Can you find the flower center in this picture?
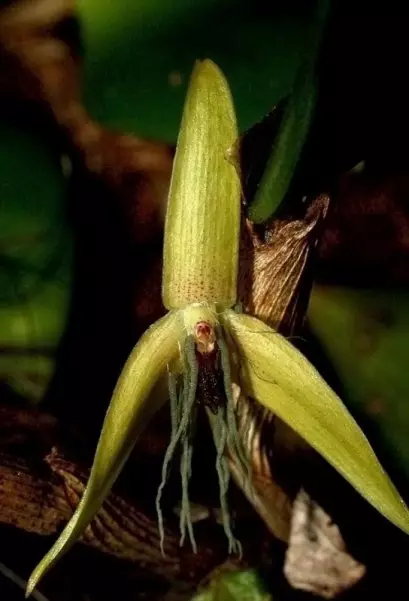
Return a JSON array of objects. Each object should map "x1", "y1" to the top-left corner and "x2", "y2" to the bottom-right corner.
[{"x1": 193, "y1": 320, "x2": 216, "y2": 354}]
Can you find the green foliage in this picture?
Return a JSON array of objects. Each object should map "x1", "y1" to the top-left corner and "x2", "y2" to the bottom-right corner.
[
  {"x1": 0, "y1": 122, "x2": 73, "y2": 401},
  {"x1": 78, "y1": 0, "x2": 308, "y2": 141},
  {"x1": 309, "y1": 286, "x2": 409, "y2": 480},
  {"x1": 248, "y1": 0, "x2": 331, "y2": 223},
  {"x1": 190, "y1": 569, "x2": 271, "y2": 601}
]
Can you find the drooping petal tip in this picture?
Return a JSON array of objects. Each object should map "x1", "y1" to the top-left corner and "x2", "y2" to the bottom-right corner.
[
  {"x1": 223, "y1": 309, "x2": 409, "y2": 536},
  {"x1": 25, "y1": 311, "x2": 184, "y2": 596}
]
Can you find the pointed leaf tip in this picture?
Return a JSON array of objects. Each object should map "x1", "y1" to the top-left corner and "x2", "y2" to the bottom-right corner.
[
  {"x1": 162, "y1": 59, "x2": 241, "y2": 310},
  {"x1": 224, "y1": 310, "x2": 409, "y2": 536},
  {"x1": 26, "y1": 311, "x2": 183, "y2": 596}
]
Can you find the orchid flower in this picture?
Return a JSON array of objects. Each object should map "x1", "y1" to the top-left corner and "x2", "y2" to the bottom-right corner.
[{"x1": 27, "y1": 59, "x2": 409, "y2": 597}]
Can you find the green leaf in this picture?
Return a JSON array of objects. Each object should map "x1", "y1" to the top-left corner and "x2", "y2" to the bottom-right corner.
[
  {"x1": 0, "y1": 353, "x2": 54, "y2": 403},
  {"x1": 0, "y1": 256, "x2": 72, "y2": 348},
  {"x1": 78, "y1": 0, "x2": 306, "y2": 141},
  {"x1": 26, "y1": 310, "x2": 183, "y2": 597},
  {"x1": 223, "y1": 310, "x2": 409, "y2": 535},
  {"x1": 190, "y1": 569, "x2": 271, "y2": 601},
  {"x1": 0, "y1": 122, "x2": 73, "y2": 402},
  {"x1": 162, "y1": 59, "x2": 241, "y2": 310},
  {"x1": 309, "y1": 285, "x2": 409, "y2": 480},
  {"x1": 247, "y1": 64, "x2": 316, "y2": 223},
  {"x1": 247, "y1": 0, "x2": 331, "y2": 223}
]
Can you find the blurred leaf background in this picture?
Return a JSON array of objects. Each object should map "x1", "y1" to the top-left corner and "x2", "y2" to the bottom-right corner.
[{"x1": 79, "y1": 0, "x2": 308, "y2": 141}]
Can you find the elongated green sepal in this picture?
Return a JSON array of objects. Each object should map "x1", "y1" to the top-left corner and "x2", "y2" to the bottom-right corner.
[
  {"x1": 162, "y1": 59, "x2": 241, "y2": 310},
  {"x1": 224, "y1": 310, "x2": 409, "y2": 535},
  {"x1": 26, "y1": 311, "x2": 183, "y2": 597}
]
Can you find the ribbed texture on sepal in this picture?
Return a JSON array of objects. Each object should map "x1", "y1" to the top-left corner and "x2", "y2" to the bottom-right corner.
[{"x1": 162, "y1": 59, "x2": 241, "y2": 310}]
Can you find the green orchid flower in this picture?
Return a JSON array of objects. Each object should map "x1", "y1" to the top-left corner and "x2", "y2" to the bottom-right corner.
[{"x1": 26, "y1": 59, "x2": 409, "y2": 597}]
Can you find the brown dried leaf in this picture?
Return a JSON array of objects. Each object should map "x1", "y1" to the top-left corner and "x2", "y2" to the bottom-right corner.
[
  {"x1": 284, "y1": 489, "x2": 366, "y2": 599},
  {"x1": 232, "y1": 193, "x2": 330, "y2": 542},
  {"x1": 239, "y1": 193, "x2": 330, "y2": 336}
]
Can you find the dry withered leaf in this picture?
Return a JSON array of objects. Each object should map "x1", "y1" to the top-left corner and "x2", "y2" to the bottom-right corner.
[
  {"x1": 240, "y1": 193, "x2": 330, "y2": 336},
  {"x1": 284, "y1": 489, "x2": 366, "y2": 599},
  {"x1": 231, "y1": 193, "x2": 329, "y2": 543}
]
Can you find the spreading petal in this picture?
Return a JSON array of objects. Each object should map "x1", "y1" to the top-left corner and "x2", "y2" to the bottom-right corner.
[
  {"x1": 26, "y1": 310, "x2": 183, "y2": 596},
  {"x1": 162, "y1": 59, "x2": 241, "y2": 310},
  {"x1": 223, "y1": 310, "x2": 409, "y2": 535}
]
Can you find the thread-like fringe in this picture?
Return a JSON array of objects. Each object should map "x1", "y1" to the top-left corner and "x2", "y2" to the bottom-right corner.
[{"x1": 156, "y1": 330, "x2": 251, "y2": 555}]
